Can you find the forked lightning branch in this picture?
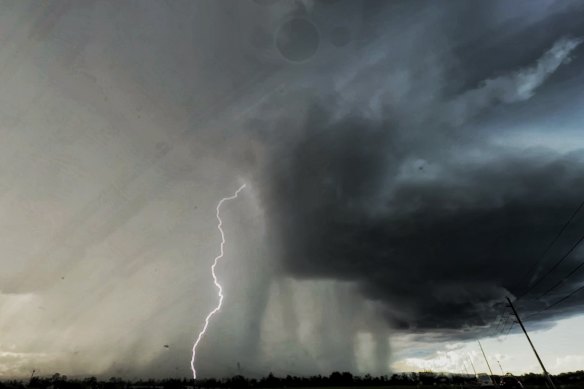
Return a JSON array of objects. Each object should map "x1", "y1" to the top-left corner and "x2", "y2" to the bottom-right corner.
[{"x1": 190, "y1": 184, "x2": 246, "y2": 379}]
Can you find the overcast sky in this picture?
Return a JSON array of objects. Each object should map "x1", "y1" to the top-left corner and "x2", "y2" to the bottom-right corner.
[{"x1": 1, "y1": 0, "x2": 584, "y2": 379}]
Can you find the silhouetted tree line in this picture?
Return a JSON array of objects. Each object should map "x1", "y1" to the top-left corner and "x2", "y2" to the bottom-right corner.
[{"x1": 0, "y1": 370, "x2": 581, "y2": 388}]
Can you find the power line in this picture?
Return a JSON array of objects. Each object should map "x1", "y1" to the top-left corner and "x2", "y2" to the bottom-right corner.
[
  {"x1": 502, "y1": 321, "x2": 514, "y2": 340},
  {"x1": 518, "y1": 227, "x2": 584, "y2": 301},
  {"x1": 496, "y1": 314, "x2": 510, "y2": 336},
  {"x1": 543, "y1": 284, "x2": 584, "y2": 312},
  {"x1": 540, "y1": 258, "x2": 584, "y2": 299},
  {"x1": 510, "y1": 198, "x2": 584, "y2": 326},
  {"x1": 490, "y1": 314, "x2": 508, "y2": 337},
  {"x1": 497, "y1": 313, "x2": 509, "y2": 330},
  {"x1": 520, "y1": 199, "x2": 584, "y2": 298},
  {"x1": 525, "y1": 283, "x2": 584, "y2": 322}
]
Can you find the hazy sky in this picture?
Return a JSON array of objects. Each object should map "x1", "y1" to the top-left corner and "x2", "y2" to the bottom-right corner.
[{"x1": 1, "y1": 0, "x2": 584, "y2": 380}]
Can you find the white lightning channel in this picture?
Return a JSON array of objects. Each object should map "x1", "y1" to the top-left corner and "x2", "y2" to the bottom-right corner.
[{"x1": 191, "y1": 183, "x2": 246, "y2": 379}]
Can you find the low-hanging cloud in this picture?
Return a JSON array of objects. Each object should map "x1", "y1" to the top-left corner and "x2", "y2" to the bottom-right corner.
[{"x1": 254, "y1": 30, "x2": 584, "y2": 339}]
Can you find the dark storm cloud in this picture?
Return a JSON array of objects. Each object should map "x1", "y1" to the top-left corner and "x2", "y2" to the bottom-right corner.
[
  {"x1": 3, "y1": 0, "x2": 584, "y2": 378},
  {"x1": 252, "y1": 1, "x2": 584, "y2": 338},
  {"x1": 261, "y1": 104, "x2": 584, "y2": 333}
]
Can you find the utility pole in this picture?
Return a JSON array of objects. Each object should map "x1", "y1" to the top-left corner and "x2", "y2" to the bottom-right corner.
[
  {"x1": 462, "y1": 362, "x2": 469, "y2": 376},
  {"x1": 478, "y1": 340, "x2": 499, "y2": 388},
  {"x1": 468, "y1": 354, "x2": 477, "y2": 377},
  {"x1": 506, "y1": 296, "x2": 557, "y2": 389}
]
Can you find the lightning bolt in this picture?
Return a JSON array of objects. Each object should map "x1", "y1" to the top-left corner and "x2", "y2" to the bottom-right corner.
[{"x1": 191, "y1": 183, "x2": 246, "y2": 379}]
